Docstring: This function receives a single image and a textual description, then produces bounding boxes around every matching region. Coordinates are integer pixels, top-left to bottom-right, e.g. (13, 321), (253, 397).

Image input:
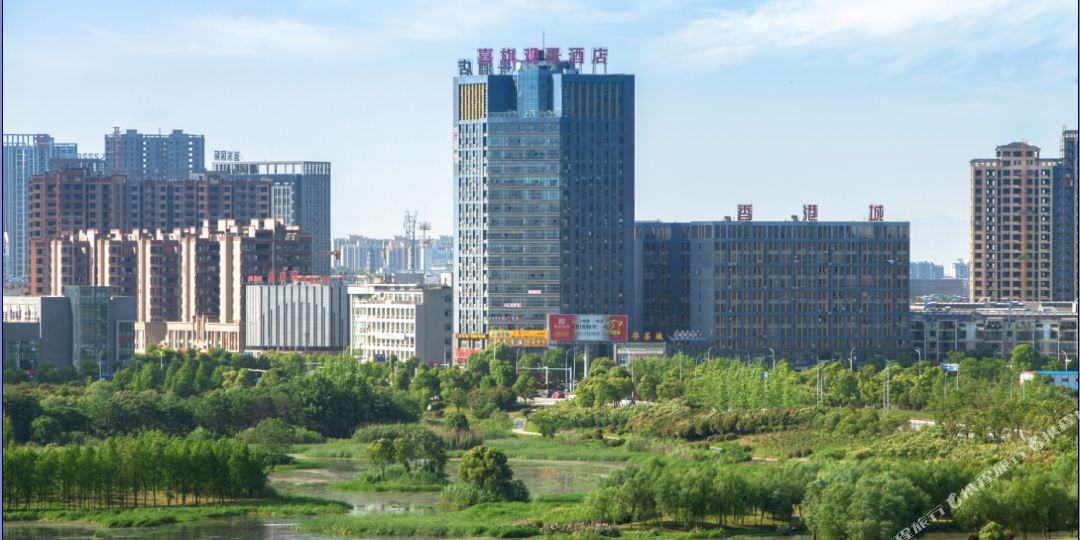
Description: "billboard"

(488, 329), (548, 347)
(547, 314), (628, 342)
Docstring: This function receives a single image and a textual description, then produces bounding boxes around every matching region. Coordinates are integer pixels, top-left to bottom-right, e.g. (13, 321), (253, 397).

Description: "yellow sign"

(488, 329), (548, 347)
(455, 333), (486, 340)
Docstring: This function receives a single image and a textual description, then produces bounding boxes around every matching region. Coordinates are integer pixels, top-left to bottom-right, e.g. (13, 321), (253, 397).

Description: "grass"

(332, 471), (448, 492)
(293, 439), (364, 459)
(298, 494), (591, 538)
(2, 494), (350, 528)
(736, 428), (867, 460)
(271, 459), (328, 472)
(449, 434), (634, 462)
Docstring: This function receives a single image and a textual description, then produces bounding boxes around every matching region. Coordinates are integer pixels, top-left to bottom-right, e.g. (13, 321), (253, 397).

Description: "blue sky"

(3, 0), (1077, 269)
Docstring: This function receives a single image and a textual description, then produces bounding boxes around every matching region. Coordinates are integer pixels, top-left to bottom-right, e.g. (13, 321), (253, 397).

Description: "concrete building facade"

(26, 169), (271, 250)
(3, 134), (77, 280)
(214, 161), (332, 275)
(28, 220), (311, 352)
(970, 130), (1078, 303)
(3, 290), (135, 373)
(245, 276), (350, 352)
(634, 219), (910, 366)
(349, 282), (452, 365)
(104, 128), (205, 181)
(453, 48), (634, 355)
(910, 301), (1078, 361)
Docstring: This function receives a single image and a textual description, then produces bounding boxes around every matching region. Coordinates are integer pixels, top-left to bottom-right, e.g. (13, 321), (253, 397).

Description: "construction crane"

(315, 250), (343, 273)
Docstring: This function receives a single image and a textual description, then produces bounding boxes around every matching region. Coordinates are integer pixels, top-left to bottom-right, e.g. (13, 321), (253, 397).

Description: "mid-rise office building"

(634, 219), (910, 365)
(3, 134), (78, 280)
(3, 289), (135, 373)
(104, 128), (205, 181)
(910, 261), (945, 280)
(214, 160), (332, 275)
(453, 47), (634, 352)
(245, 276), (350, 353)
(970, 129), (1078, 302)
(910, 301), (1078, 361)
(349, 282), (452, 365)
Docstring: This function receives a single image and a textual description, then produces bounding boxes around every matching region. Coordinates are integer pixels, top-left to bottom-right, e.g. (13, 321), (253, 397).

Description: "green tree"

(979, 521), (1006, 540)
(457, 445), (528, 502)
(1010, 344), (1040, 371)
(366, 438), (396, 479)
(512, 373), (540, 402)
(445, 411), (469, 431)
(805, 464), (929, 540)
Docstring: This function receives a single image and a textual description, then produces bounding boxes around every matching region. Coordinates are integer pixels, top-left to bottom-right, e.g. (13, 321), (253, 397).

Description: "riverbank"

(1, 494), (350, 528)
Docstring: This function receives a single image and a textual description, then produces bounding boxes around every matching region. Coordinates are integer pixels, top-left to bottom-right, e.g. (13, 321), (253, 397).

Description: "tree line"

(2, 431), (268, 511)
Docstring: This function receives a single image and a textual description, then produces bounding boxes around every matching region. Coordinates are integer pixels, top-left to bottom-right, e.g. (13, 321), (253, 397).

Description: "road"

(512, 417), (540, 436)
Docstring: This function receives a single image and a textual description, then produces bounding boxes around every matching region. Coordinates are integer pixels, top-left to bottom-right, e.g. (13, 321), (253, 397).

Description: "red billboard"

(454, 347), (480, 367)
(548, 315), (576, 341)
(547, 314), (628, 342)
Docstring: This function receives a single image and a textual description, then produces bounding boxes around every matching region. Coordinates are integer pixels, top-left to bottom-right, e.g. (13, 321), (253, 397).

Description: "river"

(2, 457), (1024, 540)
(2, 457), (623, 539)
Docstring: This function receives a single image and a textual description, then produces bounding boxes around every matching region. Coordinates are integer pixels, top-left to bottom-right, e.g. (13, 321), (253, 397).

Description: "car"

(551, 391), (563, 399)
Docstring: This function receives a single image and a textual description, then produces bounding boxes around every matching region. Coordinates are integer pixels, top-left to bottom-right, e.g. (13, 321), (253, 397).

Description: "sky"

(3, 0), (1077, 270)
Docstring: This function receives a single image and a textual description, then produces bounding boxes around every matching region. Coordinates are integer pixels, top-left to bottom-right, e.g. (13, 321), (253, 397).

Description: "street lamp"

(767, 347), (776, 371)
(849, 347), (856, 371)
(913, 348), (922, 363)
(706, 346), (715, 362)
(1059, 349), (1073, 371)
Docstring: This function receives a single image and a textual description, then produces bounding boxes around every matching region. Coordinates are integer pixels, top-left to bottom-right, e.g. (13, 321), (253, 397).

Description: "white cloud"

(183, 16), (347, 56)
(670, 0), (1077, 67)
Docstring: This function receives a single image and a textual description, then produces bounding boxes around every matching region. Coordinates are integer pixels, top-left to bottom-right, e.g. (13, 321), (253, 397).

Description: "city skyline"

(3, 0), (1078, 268)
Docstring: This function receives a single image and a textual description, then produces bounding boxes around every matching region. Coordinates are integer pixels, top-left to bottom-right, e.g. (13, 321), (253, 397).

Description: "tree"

(980, 521), (1006, 540)
(805, 464), (929, 540)
(457, 445), (528, 502)
(513, 373), (540, 402)
(445, 411), (469, 431)
(366, 438), (396, 479)
(1010, 344), (1040, 372)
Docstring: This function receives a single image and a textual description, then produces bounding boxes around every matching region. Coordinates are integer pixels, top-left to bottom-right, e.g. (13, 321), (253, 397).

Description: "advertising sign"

(548, 314), (576, 341)
(547, 314), (628, 342)
(455, 347), (481, 367)
(488, 329), (547, 347)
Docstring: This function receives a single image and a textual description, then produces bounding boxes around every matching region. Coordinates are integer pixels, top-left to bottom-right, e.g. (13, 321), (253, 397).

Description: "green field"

(3, 495), (350, 528)
(298, 494), (591, 538)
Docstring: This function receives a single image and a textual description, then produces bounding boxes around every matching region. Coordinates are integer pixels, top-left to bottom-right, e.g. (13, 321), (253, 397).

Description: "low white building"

(348, 282), (452, 365)
(244, 276), (350, 353)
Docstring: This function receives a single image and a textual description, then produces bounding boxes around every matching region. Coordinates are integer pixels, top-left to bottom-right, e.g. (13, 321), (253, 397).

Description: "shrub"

(445, 412), (469, 431)
(352, 423), (424, 443)
(437, 427), (483, 450)
(438, 482), (494, 510)
(474, 402), (499, 419)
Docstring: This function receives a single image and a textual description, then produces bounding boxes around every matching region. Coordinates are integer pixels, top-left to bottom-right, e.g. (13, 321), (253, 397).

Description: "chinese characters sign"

(547, 314), (628, 342)
(213, 150), (242, 162)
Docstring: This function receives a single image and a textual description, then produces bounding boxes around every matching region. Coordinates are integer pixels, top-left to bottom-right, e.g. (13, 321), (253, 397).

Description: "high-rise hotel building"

(970, 129), (1077, 302)
(452, 47), (634, 357)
